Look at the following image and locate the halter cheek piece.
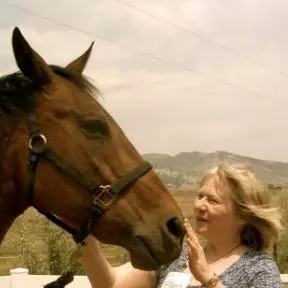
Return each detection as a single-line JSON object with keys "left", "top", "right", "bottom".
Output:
{"left": 27, "top": 112, "right": 152, "bottom": 244}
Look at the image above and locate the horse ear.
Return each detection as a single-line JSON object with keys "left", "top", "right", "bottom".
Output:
{"left": 12, "top": 27, "right": 54, "bottom": 87}
{"left": 66, "top": 42, "right": 94, "bottom": 74}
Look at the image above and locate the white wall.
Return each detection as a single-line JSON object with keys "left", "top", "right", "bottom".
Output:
{"left": 0, "top": 268, "right": 288, "bottom": 288}
{"left": 0, "top": 274, "right": 91, "bottom": 288}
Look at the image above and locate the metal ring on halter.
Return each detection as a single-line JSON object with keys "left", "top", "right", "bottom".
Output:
{"left": 28, "top": 133, "right": 47, "bottom": 154}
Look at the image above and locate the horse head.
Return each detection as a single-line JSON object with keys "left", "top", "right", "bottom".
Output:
{"left": 0, "top": 27, "right": 184, "bottom": 270}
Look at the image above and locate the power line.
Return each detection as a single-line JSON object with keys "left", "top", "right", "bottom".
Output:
{"left": 0, "top": 0, "right": 288, "bottom": 106}
{"left": 118, "top": 0, "right": 288, "bottom": 78}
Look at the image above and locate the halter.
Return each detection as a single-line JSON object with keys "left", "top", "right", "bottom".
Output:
{"left": 26, "top": 112, "right": 152, "bottom": 244}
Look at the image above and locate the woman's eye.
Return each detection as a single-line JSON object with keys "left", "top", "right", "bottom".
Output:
{"left": 82, "top": 120, "right": 109, "bottom": 136}
{"left": 208, "top": 198, "right": 218, "bottom": 204}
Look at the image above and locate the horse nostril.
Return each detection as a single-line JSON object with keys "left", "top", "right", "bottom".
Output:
{"left": 166, "top": 217, "right": 184, "bottom": 237}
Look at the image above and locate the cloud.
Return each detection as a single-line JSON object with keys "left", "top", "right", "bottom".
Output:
{"left": 1, "top": 0, "right": 288, "bottom": 162}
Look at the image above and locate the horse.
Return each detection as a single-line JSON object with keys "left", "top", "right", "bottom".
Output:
{"left": 0, "top": 27, "right": 184, "bottom": 273}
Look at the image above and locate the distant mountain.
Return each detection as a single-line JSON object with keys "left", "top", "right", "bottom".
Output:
{"left": 142, "top": 150, "right": 288, "bottom": 187}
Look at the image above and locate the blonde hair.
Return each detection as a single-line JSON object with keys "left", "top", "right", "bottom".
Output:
{"left": 200, "top": 163, "right": 283, "bottom": 252}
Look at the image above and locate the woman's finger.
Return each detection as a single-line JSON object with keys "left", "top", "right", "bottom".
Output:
{"left": 186, "top": 237, "right": 199, "bottom": 253}
{"left": 183, "top": 219, "right": 200, "bottom": 245}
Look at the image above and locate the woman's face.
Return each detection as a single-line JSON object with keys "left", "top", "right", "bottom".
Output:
{"left": 193, "top": 176, "right": 245, "bottom": 240}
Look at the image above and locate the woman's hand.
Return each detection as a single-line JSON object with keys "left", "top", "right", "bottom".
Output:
{"left": 183, "top": 219, "right": 213, "bottom": 284}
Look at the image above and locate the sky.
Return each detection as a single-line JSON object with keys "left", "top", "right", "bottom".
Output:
{"left": 1, "top": 0, "right": 288, "bottom": 162}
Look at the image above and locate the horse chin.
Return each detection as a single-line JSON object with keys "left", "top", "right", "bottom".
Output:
{"left": 129, "top": 248, "right": 162, "bottom": 271}
{"left": 125, "top": 235, "right": 179, "bottom": 271}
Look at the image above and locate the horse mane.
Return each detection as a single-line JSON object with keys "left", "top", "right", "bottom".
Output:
{"left": 0, "top": 65, "right": 100, "bottom": 118}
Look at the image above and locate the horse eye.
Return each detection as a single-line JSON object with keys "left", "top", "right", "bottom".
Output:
{"left": 82, "top": 120, "right": 109, "bottom": 136}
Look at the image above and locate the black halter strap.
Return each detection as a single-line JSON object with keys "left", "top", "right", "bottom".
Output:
{"left": 27, "top": 112, "right": 152, "bottom": 244}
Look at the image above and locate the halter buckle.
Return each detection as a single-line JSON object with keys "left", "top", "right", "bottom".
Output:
{"left": 92, "top": 185, "right": 115, "bottom": 210}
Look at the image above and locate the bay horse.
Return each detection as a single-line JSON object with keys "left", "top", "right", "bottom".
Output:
{"left": 0, "top": 27, "right": 184, "bottom": 272}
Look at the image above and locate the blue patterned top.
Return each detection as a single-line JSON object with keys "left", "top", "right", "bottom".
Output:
{"left": 156, "top": 244, "right": 283, "bottom": 287}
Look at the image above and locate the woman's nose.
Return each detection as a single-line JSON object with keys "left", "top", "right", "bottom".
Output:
{"left": 194, "top": 198, "right": 207, "bottom": 211}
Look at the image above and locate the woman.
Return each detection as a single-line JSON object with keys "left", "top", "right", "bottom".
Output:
{"left": 80, "top": 163, "right": 283, "bottom": 288}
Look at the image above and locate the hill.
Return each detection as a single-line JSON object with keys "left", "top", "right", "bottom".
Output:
{"left": 143, "top": 150, "right": 288, "bottom": 187}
